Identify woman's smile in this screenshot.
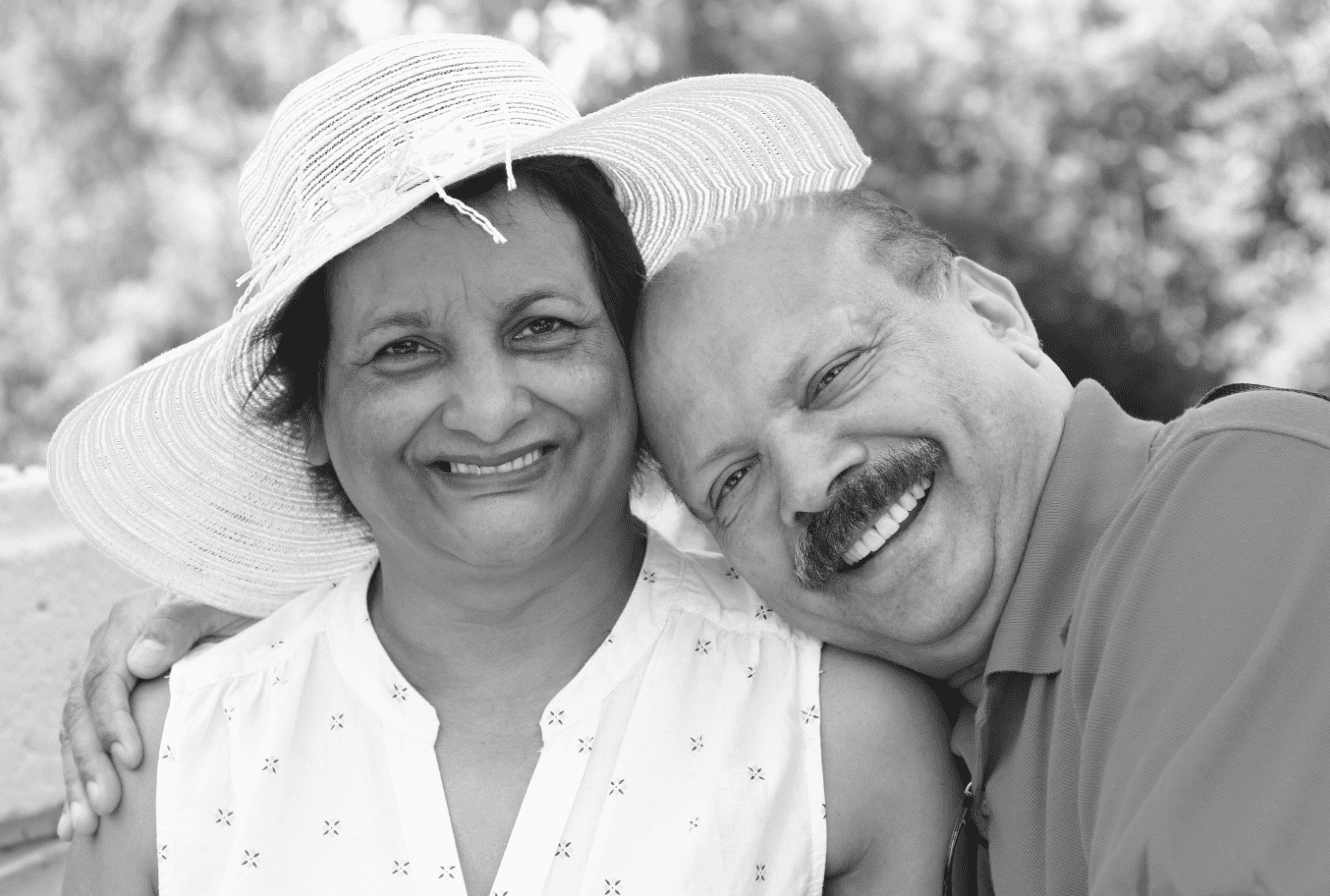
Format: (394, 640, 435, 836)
(426, 443, 560, 494)
(438, 444, 555, 476)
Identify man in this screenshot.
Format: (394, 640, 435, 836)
(628, 188, 1330, 895)
(60, 181, 1330, 895)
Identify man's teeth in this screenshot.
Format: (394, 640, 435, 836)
(841, 476, 932, 566)
(449, 448, 544, 476)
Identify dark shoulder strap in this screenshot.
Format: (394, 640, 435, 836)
(1197, 383, 1330, 407)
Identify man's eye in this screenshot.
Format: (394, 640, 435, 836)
(811, 355, 860, 402)
(515, 317, 570, 340)
(715, 465, 751, 506)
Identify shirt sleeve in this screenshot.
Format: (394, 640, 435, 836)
(1067, 426, 1330, 896)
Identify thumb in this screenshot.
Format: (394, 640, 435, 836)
(127, 598, 251, 678)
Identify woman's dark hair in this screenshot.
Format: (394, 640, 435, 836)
(247, 155, 646, 518)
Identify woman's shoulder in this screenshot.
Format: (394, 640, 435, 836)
(643, 529, 812, 643)
(62, 677, 168, 895)
(168, 563, 375, 692)
(820, 646, 960, 890)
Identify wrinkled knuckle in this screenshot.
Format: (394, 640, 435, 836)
(82, 658, 111, 698)
(70, 744, 95, 776)
(61, 691, 86, 730)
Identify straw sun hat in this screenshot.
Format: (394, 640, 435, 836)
(47, 32, 869, 615)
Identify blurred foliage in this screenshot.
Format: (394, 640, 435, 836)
(2, 0, 1328, 462)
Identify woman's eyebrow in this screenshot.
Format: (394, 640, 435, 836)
(359, 310, 435, 340)
(498, 287, 572, 318)
(356, 288, 577, 341)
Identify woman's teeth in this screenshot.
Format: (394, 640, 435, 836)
(840, 477, 931, 566)
(448, 448, 544, 476)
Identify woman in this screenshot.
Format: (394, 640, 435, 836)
(54, 34, 958, 895)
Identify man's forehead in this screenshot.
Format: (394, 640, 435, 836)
(648, 211, 846, 328)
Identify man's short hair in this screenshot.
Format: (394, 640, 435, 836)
(664, 187, 958, 300)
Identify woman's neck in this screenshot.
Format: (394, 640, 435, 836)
(368, 501, 647, 719)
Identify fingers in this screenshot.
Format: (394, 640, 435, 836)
(65, 663, 124, 816)
(126, 598, 253, 679)
(59, 591, 254, 831)
(83, 593, 161, 772)
(59, 690, 101, 836)
(59, 592, 160, 824)
(83, 655, 138, 782)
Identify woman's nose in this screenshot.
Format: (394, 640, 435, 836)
(771, 423, 867, 528)
(438, 354, 535, 444)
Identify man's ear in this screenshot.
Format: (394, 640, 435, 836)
(954, 257, 1043, 367)
(304, 408, 330, 466)
(954, 257, 1033, 333)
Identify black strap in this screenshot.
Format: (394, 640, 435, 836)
(1197, 383, 1330, 407)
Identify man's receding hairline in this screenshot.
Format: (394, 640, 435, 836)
(656, 188, 957, 301)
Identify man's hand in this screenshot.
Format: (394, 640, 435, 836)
(57, 592, 253, 839)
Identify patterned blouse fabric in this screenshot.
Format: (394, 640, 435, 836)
(157, 529, 827, 895)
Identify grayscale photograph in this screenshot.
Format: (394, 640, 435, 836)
(1, 1, 1328, 894)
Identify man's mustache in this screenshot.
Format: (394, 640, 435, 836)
(793, 439, 945, 589)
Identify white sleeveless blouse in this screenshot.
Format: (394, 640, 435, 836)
(157, 530, 827, 895)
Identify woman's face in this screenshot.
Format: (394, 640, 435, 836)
(308, 186, 638, 570)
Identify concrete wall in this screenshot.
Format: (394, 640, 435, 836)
(0, 467, 152, 836)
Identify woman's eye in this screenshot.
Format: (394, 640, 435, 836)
(378, 338, 429, 357)
(515, 317, 570, 340)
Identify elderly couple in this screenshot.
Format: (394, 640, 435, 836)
(53, 33, 1330, 896)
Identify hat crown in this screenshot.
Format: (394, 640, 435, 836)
(235, 34, 578, 312)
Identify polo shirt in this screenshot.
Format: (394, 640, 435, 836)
(951, 379, 1330, 895)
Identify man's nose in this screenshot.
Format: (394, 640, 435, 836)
(771, 422, 867, 527)
(438, 353, 535, 444)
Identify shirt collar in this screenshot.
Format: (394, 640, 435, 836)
(983, 379, 1162, 678)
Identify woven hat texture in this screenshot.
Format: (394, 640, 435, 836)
(47, 32, 870, 614)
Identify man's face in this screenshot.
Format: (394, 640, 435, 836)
(633, 212, 1067, 682)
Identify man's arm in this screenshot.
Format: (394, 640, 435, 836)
(58, 594, 252, 837)
(61, 675, 169, 896)
(1076, 427, 1330, 895)
(822, 645, 962, 895)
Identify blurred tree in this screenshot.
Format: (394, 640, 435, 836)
(567, 0, 1330, 419)
(0, 0, 356, 462)
(2, 0, 1327, 464)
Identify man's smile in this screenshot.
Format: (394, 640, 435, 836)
(791, 439, 945, 589)
(840, 475, 932, 568)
